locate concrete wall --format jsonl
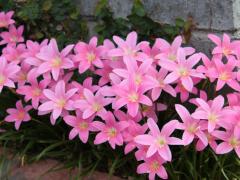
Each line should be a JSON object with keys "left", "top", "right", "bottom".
{"left": 76, "top": 0, "right": 240, "bottom": 54}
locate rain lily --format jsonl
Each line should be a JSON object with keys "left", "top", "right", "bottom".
{"left": 175, "top": 104, "right": 208, "bottom": 146}
{"left": 36, "top": 39, "right": 74, "bottom": 80}
{"left": 208, "top": 33, "right": 239, "bottom": 58}
{"left": 113, "top": 79, "right": 152, "bottom": 117}
{"left": 0, "top": 57, "right": 20, "bottom": 92}
{"left": 74, "top": 88, "right": 112, "bottom": 119}
{"left": 192, "top": 95, "right": 233, "bottom": 132}
{"left": 74, "top": 37, "right": 104, "bottom": 73}
{"left": 38, "top": 80, "right": 78, "bottom": 125}
{"left": 214, "top": 128, "right": 240, "bottom": 158}
{"left": 92, "top": 112, "right": 129, "bottom": 149}
{"left": 0, "top": 25, "right": 24, "bottom": 45}
{"left": 137, "top": 155, "right": 168, "bottom": 180}
{"left": 5, "top": 100, "right": 32, "bottom": 130}
{"left": 134, "top": 118, "right": 181, "bottom": 161}
{"left": 0, "top": 11, "right": 15, "bottom": 28}
{"left": 159, "top": 48, "right": 205, "bottom": 91}
{"left": 64, "top": 111, "right": 96, "bottom": 143}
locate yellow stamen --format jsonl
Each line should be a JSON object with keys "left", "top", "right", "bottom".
{"left": 156, "top": 137, "right": 166, "bottom": 148}
{"left": 78, "top": 122, "right": 88, "bottom": 131}
{"left": 128, "top": 92, "right": 139, "bottom": 103}
{"left": 32, "top": 88, "right": 41, "bottom": 97}
{"left": 51, "top": 57, "right": 62, "bottom": 68}
{"left": 0, "top": 74, "right": 6, "bottom": 85}
{"left": 56, "top": 98, "right": 66, "bottom": 108}
{"left": 178, "top": 67, "right": 189, "bottom": 77}
{"left": 168, "top": 54, "right": 177, "bottom": 61}
{"left": 219, "top": 72, "right": 230, "bottom": 81}
{"left": 107, "top": 127, "right": 117, "bottom": 138}
{"left": 229, "top": 137, "right": 239, "bottom": 147}
{"left": 135, "top": 74, "right": 142, "bottom": 85}
{"left": 92, "top": 103, "right": 102, "bottom": 112}
{"left": 223, "top": 48, "right": 231, "bottom": 56}
{"left": 149, "top": 161, "right": 160, "bottom": 172}
{"left": 208, "top": 113, "right": 217, "bottom": 122}
{"left": 86, "top": 52, "right": 96, "bottom": 62}
{"left": 187, "top": 124, "right": 198, "bottom": 133}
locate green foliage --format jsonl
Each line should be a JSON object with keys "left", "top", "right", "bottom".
{"left": 95, "top": 0, "right": 194, "bottom": 44}
{"left": 0, "top": 0, "right": 88, "bottom": 48}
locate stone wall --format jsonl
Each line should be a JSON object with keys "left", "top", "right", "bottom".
{"left": 76, "top": 0, "right": 240, "bottom": 54}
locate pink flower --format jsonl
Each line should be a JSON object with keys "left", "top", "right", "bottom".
{"left": 159, "top": 49, "right": 205, "bottom": 91}
{"left": 74, "top": 37, "right": 104, "bottom": 73}
{"left": 113, "top": 58, "right": 155, "bottom": 87}
{"left": 134, "top": 118, "right": 181, "bottom": 161}
{"left": 208, "top": 33, "right": 239, "bottom": 58}
{"left": 175, "top": 104, "right": 208, "bottom": 146}
{"left": 155, "top": 35, "right": 195, "bottom": 62}
{"left": 36, "top": 39, "right": 74, "bottom": 80}
{"left": 5, "top": 100, "right": 32, "bottom": 130}
{"left": 108, "top": 31, "right": 143, "bottom": 63}
{"left": 92, "top": 112, "right": 129, "bottom": 149}
{"left": 122, "top": 120, "right": 148, "bottom": 154}
{"left": 147, "top": 68, "right": 176, "bottom": 101}
{"left": 64, "top": 111, "right": 96, "bottom": 143}
{"left": 0, "top": 25, "right": 24, "bottom": 45}
{"left": 74, "top": 88, "right": 112, "bottom": 119}
{"left": 137, "top": 155, "right": 168, "bottom": 180}
{"left": 213, "top": 57, "right": 240, "bottom": 91}
{"left": 23, "top": 39, "right": 49, "bottom": 67}
{"left": 38, "top": 80, "right": 78, "bottom": 125}
{"left": 214, "top": 128, "right": 240, "bottom": 158}
{"left": 192, "top": 95, "right": 233, "bottom": 132}
{"left": 113, "top": 79, "right": 152, "bottom": 117}
{"left": 2, "top": 44, "right": 26, "bottom": 64}
{"left": 0, "top": 57, "right": 20, "bottom": 92}
{"left": 17, "top": 70, "right": 50, "bottom": 109}
{"left": 0, "top": 11, "right": 15, "bottom": 28}
{"left": 175, "top": 80, "right": 198, "bottom": 102}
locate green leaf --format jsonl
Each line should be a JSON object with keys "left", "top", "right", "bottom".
{"left": 132, "top": 0, "right": 145, "bottom": 17}
{"left": 42, "top": 0, "right": 52, "bottom": 11}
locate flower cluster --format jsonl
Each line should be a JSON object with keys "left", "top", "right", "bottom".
{"left": 0, "top": 11, "right": 240, "bottom": 180}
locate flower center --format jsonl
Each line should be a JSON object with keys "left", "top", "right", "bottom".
{"left": 219, "top": 72, "right": 230, "bottom": 81}
{"left": 17, "top": 111, "right": 25, "bottom": 120}
{"left": 10, "top": 36, "right": 18, "bottom": 43}
{"left": 168, "top": 53, "right": 177, "bottom": 61}
{"left": 135, "top": 74, "right": 142, "bottom": 85}
{"left": 19, "top": 72, "right": 27, "bottom": 81}
{"left": 32, "top": 88, "right": 41, "bottom": 97}
{"left": 78, "top": 121, "right": 88, "bottom": 131}
{"left": 107, "top": 127, "right": 117, "bottom": 138}
{"left": 124, "top": 47, "right": 135, "bottom": 56}
{"left": 208, "top": 113, "right": 217, "bottom": 122}
{"left": 229, "top": 137, "right": 239, "bottom": 147}
{"left": 187, "top": 123, "right": 198, "bottom": 133}
{"left": 128, "top": 92, "right": 139, "bottom": 103}
{"left": 149, "top": 161, "right": 160, "bottom": 172}
{"left": 158, "top": 79, "right": 165, "bottom": 88}
{"left": 223, "top": 47, "right": 231, "bottom": 56}
{"left": 86, "top": 52, "right": 96, "bottom": 62}
{"left": 56, "top": 98, "right": 66, "bottom": 108}
{"left": 178, "top": 67, "right": 189, "bottom": 77}
{"left": 92, "top": 102, "right": 102, "bottom": 112}
{"left": 0, "top": 74, "right": 6, "bottom": 85}
{"left": 156, "top": 136, "right": 166, "bottom": 148}
{"left": 51, "top": 57, "right": 62, "bottom": 68}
